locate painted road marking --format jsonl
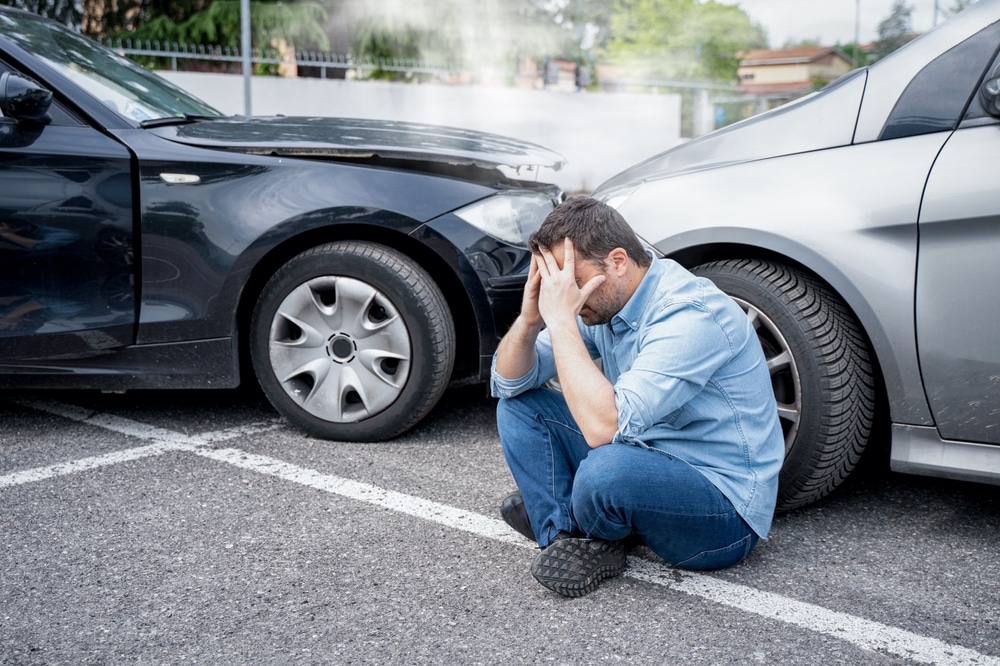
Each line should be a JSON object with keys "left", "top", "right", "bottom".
{"left": 4, "top": 397, "right": 999, "bottom": 666}
{"left": 0, "top": 397, "right": 282, "bottom": 489}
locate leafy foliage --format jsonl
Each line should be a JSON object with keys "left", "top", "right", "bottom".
{"left": 97, "top": 0, "right": 328, "bottom": 52}
{"left": 944, "top": 0, "right": 980, "bottom": 16}
{"left": 599, "top": 0, "right": 766, "bottom": 82}
{"left": 0, "top": 0, "right": 80, "bottom": 27}
{"left": 837, "top": 42, "right": 868, "bottom": 69}
{"left": 338, "top": 0, "right": 573, "bottom": 81}
{"left": 350, "top": 21, "right": 423, "bottom": 80}
{"left": 870, "top": 0, "right": 915, "bottom": 62}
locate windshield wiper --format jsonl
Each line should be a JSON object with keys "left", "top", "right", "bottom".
{"left": 140, "top": 114, "right": 222, "bottom": 128}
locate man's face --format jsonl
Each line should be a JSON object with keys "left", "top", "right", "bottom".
{"left": 551, "top": 249, "right": 626, "bottom": 326}
{"left": 579, "top": 261, "right": 627, "bottom": 325}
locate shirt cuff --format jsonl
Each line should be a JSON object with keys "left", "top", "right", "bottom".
{"left": 489, "top": 353, "right": 541, "bottom": 398}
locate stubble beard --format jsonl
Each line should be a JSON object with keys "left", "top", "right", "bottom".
{"left": 580, "top": 281, "right": 626, "bottom": 326}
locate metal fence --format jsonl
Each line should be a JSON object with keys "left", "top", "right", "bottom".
{"left": 101, "top": 38, "right": 459, "bottom": 79}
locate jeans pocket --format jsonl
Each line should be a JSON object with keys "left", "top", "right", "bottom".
{"left": 674, "top": 533, "right": 757, "bottom": 571}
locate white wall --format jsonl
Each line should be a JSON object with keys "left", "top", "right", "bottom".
{"left": 158, "top": 72, "right": 683, "bottom": 193}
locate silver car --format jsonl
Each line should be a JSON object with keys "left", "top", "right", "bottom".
{"left": 593, "top": 0, "right": 1000, "bottom": 511}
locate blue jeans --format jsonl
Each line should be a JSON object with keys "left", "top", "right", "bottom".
{"left": 498, "top": 388, "right": 759, "bottom": 571}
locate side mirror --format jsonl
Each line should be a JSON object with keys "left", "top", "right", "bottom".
{"left": 980, "top": 75, "right": 1000, "bottom": 118}
{"left": 0, "top": 71, "right": 53, "bottom": 123}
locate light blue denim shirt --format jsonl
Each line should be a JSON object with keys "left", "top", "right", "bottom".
{"left": 491, "top": 254, "right": 785, "bottom": 538}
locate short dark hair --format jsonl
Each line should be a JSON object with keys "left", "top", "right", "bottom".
{"left": 528, "top": 196, "right": 651, "bottom": 268}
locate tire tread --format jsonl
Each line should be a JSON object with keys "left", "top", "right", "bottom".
{"left": 695, "top": 259, "right": 876, "bottom": 511}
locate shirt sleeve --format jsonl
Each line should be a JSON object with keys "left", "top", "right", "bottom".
{"left": 489, "top": 326, "right": 557, "bottom": 399}
{"left": 490, "top": 317, "right": 600, "bottom": 399}
{"left": 612, "top": 302, "right": 735, "bottom": 444}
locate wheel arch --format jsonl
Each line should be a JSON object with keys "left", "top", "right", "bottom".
{"left": 234, "top": 218, "right": 481, "bottom": 386}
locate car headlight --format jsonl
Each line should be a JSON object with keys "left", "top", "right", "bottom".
{"left": 454, "top": 191, "right": 556, "bottom": 248}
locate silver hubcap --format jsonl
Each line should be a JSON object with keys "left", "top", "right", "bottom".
{"left": 734, "top": 297, "right": 800, "bottom": 455}
{"left": 268, "top": 276, "right": 411, "bottom": 424}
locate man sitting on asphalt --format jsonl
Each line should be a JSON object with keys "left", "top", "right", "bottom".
{"left": 491, "top": 196, "right": 784, "bottom": 597}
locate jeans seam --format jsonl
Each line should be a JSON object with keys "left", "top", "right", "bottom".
{"left": 673, "top": 533, "right": 755, "bottom": 570}
{"left": 540, "top": 413, "right": 580, "bottom": 541}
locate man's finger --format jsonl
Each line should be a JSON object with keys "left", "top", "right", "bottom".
{"left": 526, "top": 257, "right": 542, "bottom": 289}
{"left": 562, "top": 237, "right": 575, "bottom": 271}
{"left": 579, "top": 274, "right": 606, "bottom": 302}
{"left": 538, "top": 247, "right": 559, "bottom": 275}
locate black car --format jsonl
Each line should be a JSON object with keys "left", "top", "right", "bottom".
{"left": 0, "top": 8, "right": 564, "bottom": 440}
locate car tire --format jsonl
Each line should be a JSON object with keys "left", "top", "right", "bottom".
{"left": 692, "top": 259, "right": 875, "bottom": 511}
{"left": 250, "top": 241, "right": 455, "bottom": 441}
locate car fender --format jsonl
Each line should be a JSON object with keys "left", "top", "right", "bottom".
{"left": 116, "top": 129, "right": 498, "bottom": 345}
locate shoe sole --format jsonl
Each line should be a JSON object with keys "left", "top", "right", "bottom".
{"left": 530, "top": 538, "right": 626, "bottom": 598}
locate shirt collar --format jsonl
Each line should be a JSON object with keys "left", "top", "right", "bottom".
{"left": 609, "top": 251, "right": 662, "bottom": 334}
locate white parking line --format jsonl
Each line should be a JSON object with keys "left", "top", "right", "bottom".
{"left": 0, "top": 397, "right": 283, "bottom": 489}
{"left": 0, "top": 441, "right": 188, "bottom": 489}
{"left": 4, "top": 397, "right": 999, "bottom": 666}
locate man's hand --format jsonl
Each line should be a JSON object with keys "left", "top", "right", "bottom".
{"left": 518, "top": 253, "right": 543, "bottom": 328}
{"left": 492, "top": 252, "right": 546, "bottom": 381}
{"left": 535, "top": 238, "right": 604, "bottom": 331}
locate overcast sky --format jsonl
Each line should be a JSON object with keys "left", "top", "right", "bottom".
{"left": 732, "top": 0, "right": 949, "bottom": 47}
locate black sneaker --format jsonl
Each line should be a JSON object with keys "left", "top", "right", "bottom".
{"left": 500, "top": 491, "right": 535, "bottom": 541}
{"left": 530, "top": 537, "right": 627, "bottom": 598}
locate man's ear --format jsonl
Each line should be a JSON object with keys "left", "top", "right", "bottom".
{"left": 609, "top": 248, "right": 630, "bottom": 275}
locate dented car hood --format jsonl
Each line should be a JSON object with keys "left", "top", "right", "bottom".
{"left": 147, "top": 115, "right": 566, "bottom": 171}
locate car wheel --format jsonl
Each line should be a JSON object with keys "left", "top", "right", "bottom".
{"left": 250, "top": 241, "right": 455, "bottom": 441}
{"left": 692, "top": 259, "right": 875, "bottom": 511}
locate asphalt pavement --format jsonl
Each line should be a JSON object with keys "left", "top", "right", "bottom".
{"left": 2, "top": 386, "right": 999, "bottom": 665}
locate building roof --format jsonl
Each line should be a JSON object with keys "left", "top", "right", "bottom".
{"left": 739, "top": 46, "right": 848, "bottom": 67}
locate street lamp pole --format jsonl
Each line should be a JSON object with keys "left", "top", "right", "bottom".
{"left": 241, "top": 0, "right": 252, "bottom": 116}
{"left": 853, "top": 0, "right": 861, "bottom": 68}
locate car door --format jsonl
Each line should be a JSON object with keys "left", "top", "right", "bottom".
{"left": 0, "top": 63, "right": 135, "bottom": 360}
{"left": 915, "top": 44, "right": 1000, "bottom": 446}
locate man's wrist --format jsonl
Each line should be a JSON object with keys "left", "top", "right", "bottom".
{"left": 516, "top": 313, "right": 544, "bottom": 336}
{"left": 539, "top": 313, "right": 577, "bottom": 336}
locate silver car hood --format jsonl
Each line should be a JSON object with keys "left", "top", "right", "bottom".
{"left": 148, "top": 116, "right": 566, "bottom": 171}
{"left": 595, "top": 69, "right": 868, "bottom": 193}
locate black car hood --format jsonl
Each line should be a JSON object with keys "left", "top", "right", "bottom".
{"left": 148, "top": 116, "right": 566, "bottom": 171}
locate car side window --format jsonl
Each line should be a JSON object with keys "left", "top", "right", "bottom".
{"left": 963, "top": 39, "right": 1000, "bottom": 124}
{"left": 880, "top": 21, "right": 1000, "bottom": 141}
{"left": 0, "top": 60, "right": 83, "bottom": 126}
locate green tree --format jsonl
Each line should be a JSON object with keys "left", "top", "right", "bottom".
{"left": 545, "top": 0, "right": 614, "bottom": 57}
{"left": 870, "top": 0, "right": 915, "bottom": 62}
{"left": 336, "top": 0, "right": 571, "bottom": 82}
{"left": 838, "top": 42, "right": 869, "bottom": 69}
{"left": 351, "top": 21, "right": 423, "bottom": 80}
{"left": 107, "top": 1, "right": 328, "bottom": 51}
{"left": 599, "top": 0, "right": 766, "bottom": 82}
{"left": 782, "top": 38, "right": 822, "bottom": 48}
{"left": 82, "top": 0, "right": 205, "bottom": 38}
{"left": 944, "top": 0, "right": 979, "bottom": 16}
{"left": 0, "top": 0, "right": 80, "bottom": 27}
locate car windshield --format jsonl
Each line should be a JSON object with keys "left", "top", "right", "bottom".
{"left": 0, "top": 12, "right": 221, "bottom": 123}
